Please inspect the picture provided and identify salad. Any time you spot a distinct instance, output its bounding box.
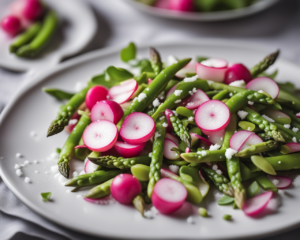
[135,0,259,13]
[0,0,58,58]
[44,42,300,219]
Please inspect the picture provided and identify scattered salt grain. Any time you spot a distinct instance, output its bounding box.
[30,131,37,137]
[167,55,178,66]
[154,132,161,140]
[225,148,237,160]
[248,101,254,105]
[35,170,39,174]
[271,179,279,186]
[229,80,245,88]
[207,80,213,86]
[229,93,233,97]
[293,175,300,187]
[183,75,198,82]
[292,137,297,143]
[73,171,79,178]
[209,144,221,151]
[138,93,147,102]
[189,90,193,95]
[216,170,222,175]
[174,90,183,96]
[175,99,182,104]
[162,123,168,128]
[14,164,21,169]
[146,88,149,91]
[169,165,179,174]
[16,153,22,158]
[278,161,281,164]
[197,151,207,157]
[193,88,197,93]
[144,210,155,219]
[58,175,68,185]
[172,110,178,116]
[68,119,78,125]
[212,165,218,171]
[159,116,165,120]
[79,171,85,175]
[284,124,291,129]
[33,160,39,164]
[188,116,194,121]
[148,152,152,157]
[215,192,224,198]
[258,90,264,93]
[292,127,299,133]
[16,169,23,176]
[186,216,195,224]
[237,110,248,120]
[262,114,275,123]
[76,195,83,199]
[151,206,159,215]
[153,98,160,107]
[247,127,251,130]
[24,177,31,183]
[23,160,30,166]
[51,165,59,174]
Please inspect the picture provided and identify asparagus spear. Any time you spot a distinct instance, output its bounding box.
[149,47,162,76]
[235,140,279,158]
[181,150,227,163]
[84,178,113,198]
[170,115,191,148]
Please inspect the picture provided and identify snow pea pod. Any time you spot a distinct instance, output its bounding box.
[255,174,278,193]
[84,178,113,199]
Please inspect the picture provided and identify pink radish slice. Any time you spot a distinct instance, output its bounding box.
[84,195,115,205]
[114,141,146,158]
[283,143,300,153]
[84,159,99,173]
[175,62,197,78]
[242,191,273,217]
[229,130,255,151]
[185,89,210,110]
[185,147,190,153]
[169,0,194,12]
[239,134,263,151]
[120,112,155,144]
[296,113,300,119]
[154,0,170,9]
[74,145,86,149]
[165,109,174,131]
[83,120,118,152]
[224,63,252,85]
[111,174,141,205]
[166,83,178,98]
[11,0,44,21]
[85,86,109,110]
[90,100,123,124]
[148,78,153,84]
[246,77,279,99]
[196,59,228,82]
[190,133,212,146]
[268,176,292,189]
[108,79,138,104]
[262,109,291,125]
[203,129,225,145]
[1,16,21,36]
[195,100,230,132]
[161,167,179,178]
[164,138,181,160]
[64,112,81,133]
[165,132,179,145]
[152,178,187,214]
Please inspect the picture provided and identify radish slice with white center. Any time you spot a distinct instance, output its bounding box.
[166,83,178,98]
[114,141,146,158]
[261,109,291,125]
[242,191,273,217]
[195,100,230,132]
[165,132,179,145]
[84,195,115,205]
[239,134,263,151]
[246,77,279,99]
[83,120,118,152]
[84,159,99,173]
[169,0,194,12]
[268,176,292,189]
[108,79,138,104]
[161,168,179,179]
[90,100,124,124]
[185,147,190,153]
[190,133,212,147]
[196,59,227,82]
[120,112,155,144]
[164,138,181,160]
[224,63,252,85]
[175,62,197,78]
[85,86,109,110]
[185,89,209,110]
[152,178,187,214]
[281,143,300,154]
[202,128,225,145]
[148,78,153,84]
[229,130,255,152]
[165,109,174,130]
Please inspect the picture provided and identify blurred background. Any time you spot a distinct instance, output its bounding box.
[0,0,300,239]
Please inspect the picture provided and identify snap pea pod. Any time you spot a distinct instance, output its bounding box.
[202,167,234,197]
[117,58,191,129]
[243,106,285,142]
[181,150,226,163]
[277,89,300,112]
[250,50,280,78]
[75,137,91,161]
[255,174,278,193]
[176,106,194,118]
[164,160,189,166]
[17,10,58,58]
[240,162,262,181]
[170,115,191,148]
[149,47,162,75]
[251,155,277,175]
[84,178,113,198]
[272,123,300,142]
[147,118,167,197]
[88,155,151,169]
[205,90,221,97]
[57,113,91,178]
[10,22,42,53]
[65,170,122,187]
[182,118,196,127]
[246,181,260,199]
[164,79,180,93]
[235,141,279,158]
[264,153,300,171]
[47,86,90,137]
[238,121,260,132]
[212,89,229,100]
[151,80,209,121]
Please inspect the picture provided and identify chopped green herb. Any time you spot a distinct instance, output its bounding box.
[218,195,234,205]
[41,192,52,202]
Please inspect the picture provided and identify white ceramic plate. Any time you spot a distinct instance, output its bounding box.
[0,0,97,72]
[124,0,279,21]
[1,40,300,239]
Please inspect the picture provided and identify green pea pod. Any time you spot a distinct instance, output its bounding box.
[213,89,229,100]
[176,106,194,118]
[235,140,279,158]
[240,162,262,181]
[131,164,150,181]
[264,153,300,171]
[84,178,113,199]
[238,121,259,132]
[246,181,260,199]
[255,174,278,193]
[164,160,189,166]
[251,155,277,175]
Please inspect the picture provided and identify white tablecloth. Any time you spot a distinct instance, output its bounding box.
[1,0,300,239]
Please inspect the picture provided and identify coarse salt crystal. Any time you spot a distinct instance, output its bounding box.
[188,116,194,121]
[262,114,275,123]
[175,99,182,104]
[229,80,246,88]
[215,192,224,198]
[73,171,78,178]
[167,55,178,66]
[35,170,39,174]
[284,124,290,129]
[24,177,31,183]
[209,144,221,151]
[16,153,22,158]
[229,93,233,97]
[144,210,155,219]
[79,171,85,175]
[138,93,147,102]
[159,116,165,120]
[212,165,218,171]
[193,88,197,93]
[151,206,159,215]
[186,216,195,224]
[146,88,149,91]
[14,164,21,169]
[247,127,251,130]
[68,119,78,125]
[148,152,152,157]
[248,101,254,105]
[153,98,160,107]
[51,165,59,173]
[216,170,222,175]
[278,161,281,164]
[272,179,279,186]
[237,110,248,120]
[292,137,297,143]
[169,165,179,174]
[225,148,237,160]
[162,123,168,128]
[183,75,198,82]
[293,127,299,133]
[16,169,23,176]
[293,175,300,187]
[258,90,264,93]
[174,90,183,96]
[30,131,37,137]
[155,132,161,140]
[197,151,207,156]
[24,160,30,166]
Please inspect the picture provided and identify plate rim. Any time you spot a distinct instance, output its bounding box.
[1,39,300,239]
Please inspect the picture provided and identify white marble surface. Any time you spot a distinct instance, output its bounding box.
[0,0,300,239]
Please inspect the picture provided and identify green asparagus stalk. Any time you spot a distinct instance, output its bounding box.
[84,178,114,198]
[255,174,278,193]
[235,140,279,158]
[149,47,162,76]
[170,115,191,148]
[181,150,226,163]
[133,194,146,217]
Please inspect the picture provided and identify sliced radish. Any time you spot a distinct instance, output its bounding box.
[195,100,230,132]
[164,138,181,160]
[239,134,263,151]
[169,0,194,12]
[185,147,190,153]
[11,0,44,21]
[281,143,300,154]
[85,86,109,110]
[84,195,115,205]
[190,133,212,147]
[185,89,209,110]
[83,120,118,152]
[152,178,187,214]
[161,168,179,179]
[229,130,255,152]
[196,59,227,82]
[108,79,138,104]
[120,112,155,144]
[242,191,273,217]
[175,62,197,78]
[90,100,124,124]
[114,141,146,158]
[268,176,292,189]
[1,16,21,36]
[166,83,178,98]
[202,129,225,145]
[246,77,279,99]
[154,0,170,9]
[84,159,99,173]
[165,109,174,131]
[224,63,252,85]
[261,109,291,125]
[74,145,86,149]
[111,174,141,205]
[148,78,153,84]
[165,132,179,145]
